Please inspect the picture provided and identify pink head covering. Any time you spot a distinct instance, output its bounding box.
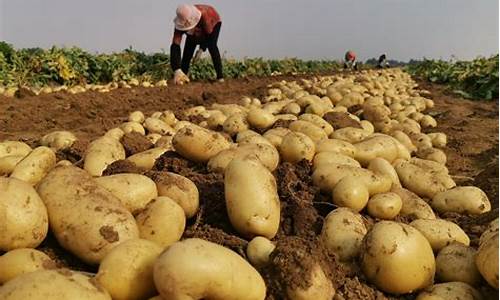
[174,4,202,31]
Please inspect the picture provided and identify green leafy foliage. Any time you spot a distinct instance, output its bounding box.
[407,55,499,100]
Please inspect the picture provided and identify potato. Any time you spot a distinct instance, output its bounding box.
[144,118,175,136]
[104,127,126,140]
[129,111,145,123]
[416,147,447,165]
[428,132,447,148]
[420,115,437,128]
[238,133,275,147]
[121,122,146,135]
[0,248,54,284]
[173,125,232,162]
[367,192,402,220]
[10,146,56,185]
[315,139,356,157]
[154,238,266,300]
[279,132,316,163]
[155,136,173,149]
[247,108,276,129]
[246,236,276,268]
[410,219,469,252]
[96,239,162,300]
[37,166,139,264]
[288,120,328,143]
[225,156,280,239]
[409,157,449,176]
[332,176,370,212]
[126,147,169,170]
[286,264,335,300]
[390,186,436,220]
[84,136,126,176]
[430,186,491,215]
[208,143,279,173]
[416,282,482,300]
[262,127,292,147]
[94,174,158,214]
[391,130,417,153]
[0,141,31,159]
[479,218,498,246]
[394,160,449,198]
[282,102,301,115]
[0,177,48,251]
[321,208,367,261]
[313,151,360,170]
[145,133,162,145]
[368,157,401,187]
[298,114,334,136]
[223,113,249,136]
[40,131,77,150]
[0,269,112,300]
[360,120,375,134]
[435,243,481,286]
[236,130,260,142]
[150,171,199,218]
[361,221,435,294]
[475,234,499,289]
[206,110,227,129]
[354,135,402,166]
[330,127,370,144]
[0,154,26,175]
[136,197,186,248]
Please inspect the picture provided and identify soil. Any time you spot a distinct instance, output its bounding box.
[0,74,498,299]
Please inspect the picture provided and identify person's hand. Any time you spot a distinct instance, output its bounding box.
[174,69,190,85]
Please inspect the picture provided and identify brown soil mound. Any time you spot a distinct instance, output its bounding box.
[120,132,153,156]
[323,112,362,129]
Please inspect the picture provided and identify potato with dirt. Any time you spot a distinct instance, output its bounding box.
[367,157,401,187]
[0,269,112,300]
[315,138,356,157]
[0,154,26,175]
[279,132,316,163]
[321,208,367,261]
[366,192,402,219]
[135,197,186,248]
[84,136,126,176]
[286,264,336,300]
[435,243,481,286]
[410,219,470,252]
[331,127,370,144]
[416,282,482,300]
[289,120,328,142]
[331,176,370,212]
[394,159,450,199]
[37,166,139,264]
[96,239,162,300]
[0,248,54,284]
[312,151,360,170]
[150,172,199,218]
[390,186,436,220]
[126,147,170,170]
[0,177,48,251]
[246,236,276,268]
[361,221,435,294]
[154,238,266,300]
[0,141,32,158]
[225,155,280,239]
[354,135,406,166]
[247,108,276,129]
[94,173,158,214]
[208,143,279,173]
[430,186,491,215]
[475,232,499,289]
[10,146,56,185]
[173,124,232,162]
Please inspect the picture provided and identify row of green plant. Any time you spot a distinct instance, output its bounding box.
[0,42,342,88]
[406,55,499,100]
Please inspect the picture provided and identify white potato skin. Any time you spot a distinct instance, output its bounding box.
[154,238,266,300]
[10,146,56,185]
[0,177,49,251]
[225,156,280,239]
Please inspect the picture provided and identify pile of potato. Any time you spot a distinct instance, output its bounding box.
[0,68,497,299]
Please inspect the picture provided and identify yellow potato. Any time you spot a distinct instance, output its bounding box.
[279,132,316,163]
[222,113,249,136]
[0,141,32,158]
[289,120,328,143]
[208,143,279,173]
[390,130,417,153]
[286,264,335,300]
[0,177,48,251]
[430,186,491,215]
[173,124,232,162]
[367,157,401,187]
[416,282,482,300]
[104,127,125,140]
[354,135,401,166]
[331,127,370,144]
[150,171,199,218]
[360,120,375,134]
[40,131,77,150]
[84,136,126,176]
[390,186,436,220]
[94,174,158,214]
[10,146,56,185]
[332,176,370,212]
[298,114,334,136]
[312,151,360,170]
[146,133,162,145]
[0,248,54,284]
[416,147,447,165]
[410,219,470,252]
[121,121,146,135]
[427,132,447,148]
[225,156,280,239]
[247,108,276,129]
[282,102,301,115]
[262,127,292,147]
[321,208,367,261]
[96,239,162,300]
[435,243,481,286]
[37,166,139,264]
[154,238,266,300]
[246,236,276,268]
[238,133,275,146]
[367,192,402,219]
[394,160,449,199]
[315,139,356,157]
[475,234,499,289]
[361,221,435,294]
[155,136,173,149]
[126,147,169,170]
[0,154,26,175]
[136,197,186,249]
[479,218,498,247]
[144,118,175,136]
[128,111,145,123]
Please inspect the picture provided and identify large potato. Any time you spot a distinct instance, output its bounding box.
[0,269,111,300]
[289,120,328,142]
[223,113,249,136]
[0,154,26,175]
[321,208,367,261]
[361,221,435,294]
[10,146,56,185]
[154,238,266,300]
[173,124,232,162]
[136,197,186,248]
[410,219,470,252]
[84,136,126,176]
[262,127,292,147]
[298,114,334,136]
[435,243,481,286]
[430,186,491,215]
[416,282,482,300]
[0,141,31,158]
[367,157,401,187]
[94,174,158,214]
[104,127,126,140]
[144,118,175,135]
[313,151,360,170]
[0,248,54,284]
[96,239,162,300]
[354,135,402,166]
[475,234,499,289]
[121,122,146,135]
[208,143,279,173]
[37,166,139,264]
[390,186,436,220]
[286,264,335,300]
[367,192,402,220]
[246,236,276,268]
[40,131,77,151]
[315,139,356,157]
[279,132,316,163]
[225,156,280,239]
[394,160,449,198]
[331,128,370,144]
[332,176,370,212]
[128,111,145,123]
[247,108,276,129]
[479,218,498,246]
[150,172,199,218]
[126,147,169,170]
[0,177,48,251]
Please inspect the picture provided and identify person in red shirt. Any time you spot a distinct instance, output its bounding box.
[344,50,358,70]
[170,4,223,84]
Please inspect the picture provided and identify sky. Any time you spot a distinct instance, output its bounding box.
[0,0,498,61]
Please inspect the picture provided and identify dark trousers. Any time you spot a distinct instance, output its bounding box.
[181,22,223,79]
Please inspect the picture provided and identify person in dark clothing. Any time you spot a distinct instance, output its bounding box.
[344,50,358,70]
[170,4,223,84]
[377,53,389,68]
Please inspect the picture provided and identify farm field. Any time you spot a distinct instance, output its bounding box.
[0,69,498,299]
